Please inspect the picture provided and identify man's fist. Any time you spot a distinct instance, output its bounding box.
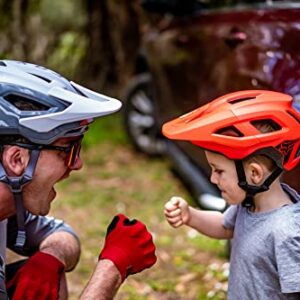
[6,251,65,300]
[99,214,157,281]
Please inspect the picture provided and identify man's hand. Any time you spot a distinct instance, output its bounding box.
[99,214,157,281]
[164,196,190,227]
[6,251,65,300]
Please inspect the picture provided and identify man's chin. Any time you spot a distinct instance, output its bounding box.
[27,205,50,216]
[30,191,56,216]
[37,200,53,216]
[49,188,57,202]
[38,210,49,216]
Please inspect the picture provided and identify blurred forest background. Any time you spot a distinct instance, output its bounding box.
[0,0,142,94]
[2,0,229,299]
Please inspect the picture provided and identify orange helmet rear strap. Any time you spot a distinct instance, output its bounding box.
[234,160,283,208]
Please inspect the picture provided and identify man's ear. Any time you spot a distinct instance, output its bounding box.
[246,162,265,185]
[2,146,30,176]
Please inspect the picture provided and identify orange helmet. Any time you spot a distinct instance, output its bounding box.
[162,90,300,171]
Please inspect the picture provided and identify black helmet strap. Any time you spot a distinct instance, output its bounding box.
[0,149,40,248]
[234,160,283,208]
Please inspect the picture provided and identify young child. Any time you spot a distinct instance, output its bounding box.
[162,90,300,299]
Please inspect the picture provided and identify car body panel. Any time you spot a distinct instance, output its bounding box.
[144,1,300,191]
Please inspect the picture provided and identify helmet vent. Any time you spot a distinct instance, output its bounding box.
[4,94,50,111]
[251,119,281,133]
[72,85,87,97]
[215,126,244,137]
[229,97,255,104]
[296,144,300,159]
[29,73,51,83]
[296,145,300,157]
[287,110,300,124]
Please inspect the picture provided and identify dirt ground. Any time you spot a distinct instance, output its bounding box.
[7,143,228,299]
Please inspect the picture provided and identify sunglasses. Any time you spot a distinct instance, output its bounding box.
[4,138,82,168]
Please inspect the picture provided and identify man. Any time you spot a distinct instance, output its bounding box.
[0,60,156,299]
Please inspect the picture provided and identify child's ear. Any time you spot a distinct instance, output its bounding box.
[246,162,265,185]
[2,146,30,176]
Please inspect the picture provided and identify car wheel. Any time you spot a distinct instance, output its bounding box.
[123,73,166,156]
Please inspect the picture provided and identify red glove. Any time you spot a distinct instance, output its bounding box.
[99,214,157,281]
[6,251,65,300]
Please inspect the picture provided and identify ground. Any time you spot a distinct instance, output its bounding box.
[54,143,228,299]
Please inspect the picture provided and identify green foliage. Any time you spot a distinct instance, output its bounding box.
[82,114,128,149]
[189,233,228,258]
[47,32,87,78]
[41,0,87,77]
[40,0,86,31]
[0,52,8,60]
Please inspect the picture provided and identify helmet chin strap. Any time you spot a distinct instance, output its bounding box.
[0,150,40,248]
[234,160,283,208]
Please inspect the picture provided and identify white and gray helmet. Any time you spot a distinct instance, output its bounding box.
[0,60,122,144]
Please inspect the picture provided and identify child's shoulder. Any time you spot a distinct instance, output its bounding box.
[264,185,300,239]
[272,200,300,241]
[282,183,300,203]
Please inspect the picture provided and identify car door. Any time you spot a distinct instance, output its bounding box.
[145,0,300,188]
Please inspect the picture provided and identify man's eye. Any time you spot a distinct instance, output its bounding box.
[214,169,223,174]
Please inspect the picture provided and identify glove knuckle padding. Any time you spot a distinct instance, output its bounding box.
[99,214,157,281]
[123,218,137,226]
[130,222,147,237]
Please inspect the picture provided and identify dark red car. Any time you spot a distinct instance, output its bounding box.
[123,0,300,211]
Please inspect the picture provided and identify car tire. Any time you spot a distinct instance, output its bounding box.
[123,73,166,156]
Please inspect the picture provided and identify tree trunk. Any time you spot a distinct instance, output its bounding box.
[11,0,29,60]
[0,0,30,60]
[81,0,141,95]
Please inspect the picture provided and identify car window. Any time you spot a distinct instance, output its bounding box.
[140,0,300,16]
[198,0,300,9]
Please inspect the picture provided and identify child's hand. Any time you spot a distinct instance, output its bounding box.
[164,196,190,228]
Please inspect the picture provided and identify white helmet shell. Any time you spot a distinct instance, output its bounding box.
[0,60,122,144]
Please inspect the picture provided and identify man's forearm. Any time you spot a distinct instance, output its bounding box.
[80,259,122,300]
[39,231,81,271]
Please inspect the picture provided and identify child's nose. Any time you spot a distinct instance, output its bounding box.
[210,172,218,184]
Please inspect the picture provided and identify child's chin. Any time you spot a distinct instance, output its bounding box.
[227,198,243,205]
[221,192,229,201]
[223,195,237,205]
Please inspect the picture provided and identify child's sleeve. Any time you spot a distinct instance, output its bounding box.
[222,205,238,230]
[276,233,300,293]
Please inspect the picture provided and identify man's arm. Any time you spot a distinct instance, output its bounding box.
[80,214,156,299]
[6,214,80,300]
[39,231,80,271]
[80,260,122,300]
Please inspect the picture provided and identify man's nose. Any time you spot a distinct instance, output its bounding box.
[69,156,83,171]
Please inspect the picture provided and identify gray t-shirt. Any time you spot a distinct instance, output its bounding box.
[0,212,77,299]
[223,184,300,300]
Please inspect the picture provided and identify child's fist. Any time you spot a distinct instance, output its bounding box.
[164,196,190,228]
